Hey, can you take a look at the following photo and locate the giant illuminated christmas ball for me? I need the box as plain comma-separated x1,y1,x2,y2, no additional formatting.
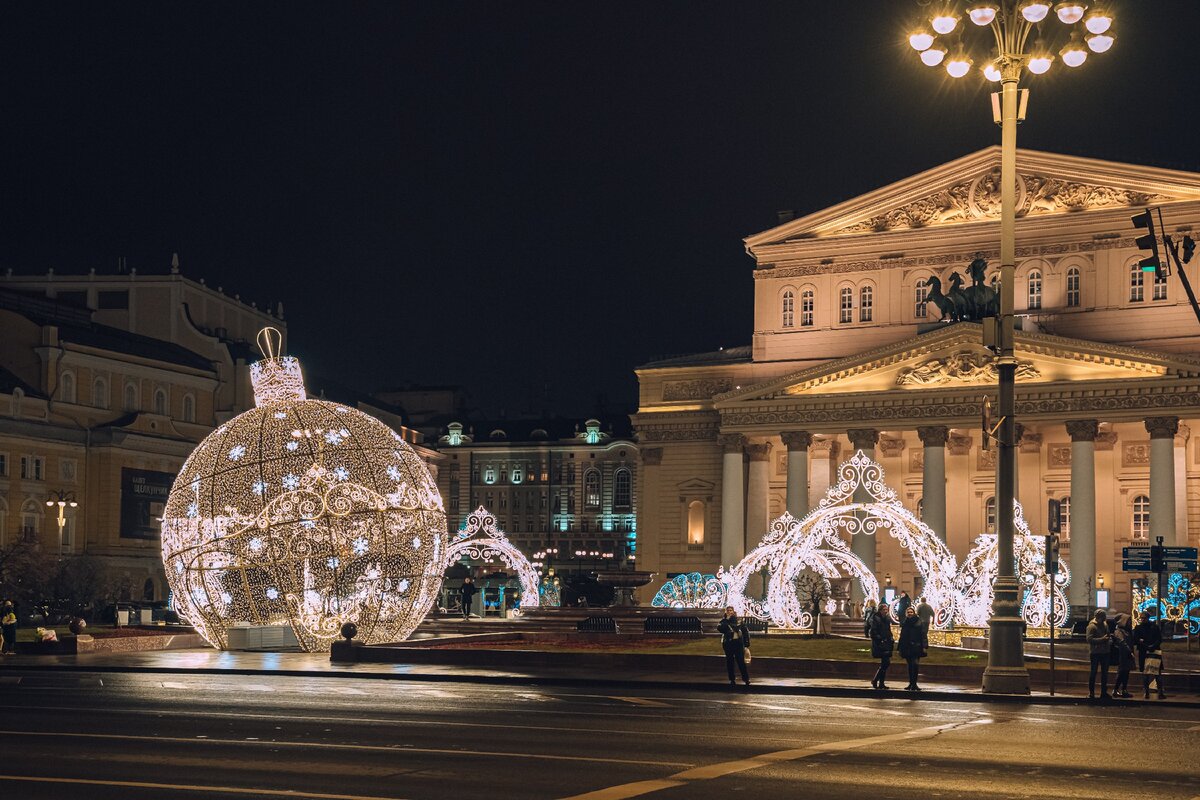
161,329,446,652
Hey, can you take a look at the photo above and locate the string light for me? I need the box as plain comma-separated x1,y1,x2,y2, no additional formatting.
1133,574,1199,634
447,507,541,608
161,328,446,652
651,572,727,610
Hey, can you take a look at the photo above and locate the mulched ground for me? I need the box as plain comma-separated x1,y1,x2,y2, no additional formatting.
432,636,690,651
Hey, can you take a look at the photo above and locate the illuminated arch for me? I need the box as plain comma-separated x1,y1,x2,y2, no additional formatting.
726,451,958,629
445,506,541,608
953,501,1072,628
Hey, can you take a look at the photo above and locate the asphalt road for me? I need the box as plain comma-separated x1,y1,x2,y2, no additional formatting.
0,671,1196,800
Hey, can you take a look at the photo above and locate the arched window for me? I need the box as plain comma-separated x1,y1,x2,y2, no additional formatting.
1130,263,1145,302
584,469,601,509
1153,267,1168,300
20,498,41,543
781,290,795,328
859,285,873,322
92,377,109,410
915,278,929,319
182,394,196,423
1132,494,1150,540
800,289,815,327
153,388,167,416
124,383,138,412
59,371,76,404
1027,269,1042,310
687,500,705,546
985,496,996,534
11,388,22,417
1066,267,1081,307
839,286,853,324
1058,495,1071,541
613,468,631,508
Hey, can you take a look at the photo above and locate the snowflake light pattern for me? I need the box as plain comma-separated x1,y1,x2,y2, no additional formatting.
160,327,447,652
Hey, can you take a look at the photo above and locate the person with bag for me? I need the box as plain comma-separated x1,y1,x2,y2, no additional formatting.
1133,610,1167,699
1085,609,1112,700
717,606,751,688
869,601,895,690
1110,613,1136,698
862,599,878,638
898,605,925,691
1,600,16,655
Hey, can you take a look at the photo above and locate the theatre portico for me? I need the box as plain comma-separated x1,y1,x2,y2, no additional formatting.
633,147,1200,620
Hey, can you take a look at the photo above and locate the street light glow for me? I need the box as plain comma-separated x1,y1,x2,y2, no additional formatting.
1019,1,1051,22
968,2,1000,26
983,62,1002,82
1085,7,1113,34
920,44,948,66
946,54,974,79
1028,54,1054,74
1086,32,1114,53
931,13,959,35
1054,2,1088,24
909,29,935,51
1061,37,1088,67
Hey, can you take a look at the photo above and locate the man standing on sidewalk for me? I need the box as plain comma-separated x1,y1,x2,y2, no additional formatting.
459,578,477,620
1086,609,1112,700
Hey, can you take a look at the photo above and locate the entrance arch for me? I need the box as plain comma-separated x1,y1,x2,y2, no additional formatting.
445,507,541,608
727,451,958,629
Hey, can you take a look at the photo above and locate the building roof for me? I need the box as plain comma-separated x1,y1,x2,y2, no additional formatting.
442,415,635,445
0,365,44,398
638,346,752,370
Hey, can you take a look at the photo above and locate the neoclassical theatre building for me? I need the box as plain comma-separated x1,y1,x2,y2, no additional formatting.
633,147,1200,618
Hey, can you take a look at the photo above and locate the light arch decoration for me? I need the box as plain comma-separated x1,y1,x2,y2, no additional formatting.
726,451,958,630
953,500,1071,628
1133,574,1199,634
445,506,541,608
651,572,728,610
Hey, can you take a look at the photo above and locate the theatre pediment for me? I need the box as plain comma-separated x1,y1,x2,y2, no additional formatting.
716,324,1200,403
745,148,1200,248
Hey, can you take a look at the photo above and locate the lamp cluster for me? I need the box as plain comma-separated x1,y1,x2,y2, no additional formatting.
910,2,1114,80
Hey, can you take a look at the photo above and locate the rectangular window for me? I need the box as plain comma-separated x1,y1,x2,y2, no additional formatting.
98,290,129,309
801,291,814,327
1153,270,1168,301
1130,267,1145,302
1066,270,1080,307
915,281,928,319
839,289,853,324
20,455,44,481
0,452,7,477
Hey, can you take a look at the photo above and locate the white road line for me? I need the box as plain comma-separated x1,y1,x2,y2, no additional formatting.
162,681,190,689
0,774,405,800
610,697,672,707
559,718,993,800
0,729,694,768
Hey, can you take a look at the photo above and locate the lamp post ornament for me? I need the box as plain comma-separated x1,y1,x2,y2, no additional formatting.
46,490,78,552
907,0,1115,694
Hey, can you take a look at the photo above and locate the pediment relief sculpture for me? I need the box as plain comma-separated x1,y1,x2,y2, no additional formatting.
835,168,1169,235
896,351,1041,387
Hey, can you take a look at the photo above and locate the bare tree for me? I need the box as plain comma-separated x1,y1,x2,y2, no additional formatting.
794,572,832,638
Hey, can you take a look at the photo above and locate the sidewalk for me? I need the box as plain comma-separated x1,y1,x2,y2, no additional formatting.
1,648,1194,709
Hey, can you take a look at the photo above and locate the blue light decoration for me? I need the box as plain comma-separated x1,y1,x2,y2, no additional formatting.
651,572,727,609
1133,573,1200,634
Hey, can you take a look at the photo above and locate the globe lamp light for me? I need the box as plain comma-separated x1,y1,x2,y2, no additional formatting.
1061,37,1088,67
921,44,948,67
1020,1,1051,22
909,28,935,51
1084,7,1113,34
1027,54,1054,74
1086,32,1114,53
945,53,973,78
931,12,959,35
1054,2,1087,25
968,2,999,26
983,62,1002,82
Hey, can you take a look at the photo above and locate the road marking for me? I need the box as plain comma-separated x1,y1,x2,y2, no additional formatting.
559,717,992,800
825,702,912,717
161,681,190,689
0,729,694,768
610,696,672,707
0,775,404,799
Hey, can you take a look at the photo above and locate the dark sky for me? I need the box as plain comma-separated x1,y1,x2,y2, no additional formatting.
3,2,1197,418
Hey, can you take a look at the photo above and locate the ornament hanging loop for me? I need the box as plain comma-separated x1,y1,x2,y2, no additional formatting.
257,327,284,360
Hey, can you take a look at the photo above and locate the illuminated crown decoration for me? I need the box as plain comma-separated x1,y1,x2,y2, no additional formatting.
446,507,541,608
161,327,446,652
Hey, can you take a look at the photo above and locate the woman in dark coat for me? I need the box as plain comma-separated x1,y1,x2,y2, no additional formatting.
869,602,895,689
1132,610,1167,699
717,606,751,687
1110,614,1136,698
897,606,925,691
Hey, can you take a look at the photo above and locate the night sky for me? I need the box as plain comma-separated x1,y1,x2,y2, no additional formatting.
3,2,1197,418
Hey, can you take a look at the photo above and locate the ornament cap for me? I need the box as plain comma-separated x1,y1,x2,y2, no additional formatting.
251,327,306,405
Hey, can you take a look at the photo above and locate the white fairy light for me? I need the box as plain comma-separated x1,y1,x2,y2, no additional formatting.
651,572,728,609
445,507,541,609
160,327,447,652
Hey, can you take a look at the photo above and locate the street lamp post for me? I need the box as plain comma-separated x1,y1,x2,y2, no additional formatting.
46,490,79,554
907,1,1115,693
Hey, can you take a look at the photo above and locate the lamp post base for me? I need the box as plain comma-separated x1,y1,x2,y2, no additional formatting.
982,615,1031,695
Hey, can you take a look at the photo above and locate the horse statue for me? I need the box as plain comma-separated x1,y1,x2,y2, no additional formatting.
964,257,999,320
924,276,957,321
946,272,970,321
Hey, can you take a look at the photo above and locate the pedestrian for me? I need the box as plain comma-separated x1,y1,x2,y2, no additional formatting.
915,597,934,650
862,598,878,637
1110,613,1136,698
895,591,912,621
869,601,894,690
717,606,751,688
898,606,925,691
459,577,477,620
1132,610,1167,699
1085,609,1111,700
1,600,16,655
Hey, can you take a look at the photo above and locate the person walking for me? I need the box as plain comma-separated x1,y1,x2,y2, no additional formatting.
717,606,751,688
0,601,16,655
459,577,477,620
894,591,912,621
898,606,925,691
915,597,934,650
1110,613,1136,698
869,601,894,690
1086,609,1112,700
1132,610,1167,699
862,599,878,638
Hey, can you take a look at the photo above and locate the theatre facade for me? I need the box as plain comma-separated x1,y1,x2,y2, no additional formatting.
632,147,1200,617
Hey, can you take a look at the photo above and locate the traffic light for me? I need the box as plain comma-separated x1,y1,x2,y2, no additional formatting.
1132,209,1164,280
1045,534,1060,575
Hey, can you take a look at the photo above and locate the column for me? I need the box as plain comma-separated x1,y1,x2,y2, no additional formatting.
847,428,879,606
809,438,839,510
1175,424,1190,549
1018,429,1043,516
917,426,948,543
745,442,773,598
1066,420,1098,620
637,447,663,575
781,431,813,519
719,434,746,570
1146,417,1180,547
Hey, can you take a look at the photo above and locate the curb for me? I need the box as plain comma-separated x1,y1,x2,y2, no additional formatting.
0,662,1195,709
